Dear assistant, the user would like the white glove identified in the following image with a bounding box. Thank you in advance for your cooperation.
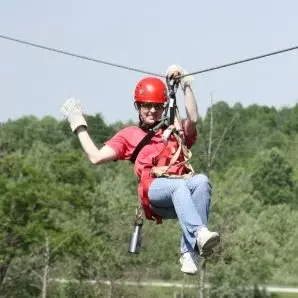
[61,98,87,132]
[166,64,194,91]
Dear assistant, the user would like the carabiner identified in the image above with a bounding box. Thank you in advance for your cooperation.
[135,206,144,224]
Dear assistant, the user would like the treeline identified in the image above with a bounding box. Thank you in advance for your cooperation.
[0,102,297,297]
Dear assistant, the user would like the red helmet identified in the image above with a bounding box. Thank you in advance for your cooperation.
[134,77,167,103]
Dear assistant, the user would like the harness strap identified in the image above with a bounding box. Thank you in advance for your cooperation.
[130,119,166,164]
[130,121,166,224]
[130,129,155,163]
[139,169,163,224]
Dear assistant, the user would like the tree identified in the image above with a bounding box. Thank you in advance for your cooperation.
[251,148,295,205]
[0,142,107,296]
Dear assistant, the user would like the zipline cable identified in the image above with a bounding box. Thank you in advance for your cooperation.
[0,34,165,78]
[0,34,297,78]
[181,46,298,78]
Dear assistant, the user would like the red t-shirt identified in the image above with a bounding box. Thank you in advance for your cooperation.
[105,122,197,179]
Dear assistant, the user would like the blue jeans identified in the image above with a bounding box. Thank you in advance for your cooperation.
[148,174,211,254]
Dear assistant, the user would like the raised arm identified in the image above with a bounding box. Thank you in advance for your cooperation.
[76,126,117,164]
[61,98,117,165]
[166,65,198,135]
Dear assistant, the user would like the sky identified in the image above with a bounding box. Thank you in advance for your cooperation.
[0,0,297,125]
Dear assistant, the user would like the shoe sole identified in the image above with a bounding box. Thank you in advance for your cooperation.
[200,234,220,256]
[200,248,213,258]
[181,269,198,275]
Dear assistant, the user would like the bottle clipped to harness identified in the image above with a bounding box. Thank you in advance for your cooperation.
[128,207,144,254]
[128,219,143,254]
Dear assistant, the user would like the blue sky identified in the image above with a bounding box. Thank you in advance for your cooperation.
[0,0,297,124]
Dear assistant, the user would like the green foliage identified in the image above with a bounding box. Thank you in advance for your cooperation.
[251,148,295,205]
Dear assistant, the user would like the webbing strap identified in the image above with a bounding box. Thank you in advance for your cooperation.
[130,119,167,164]
[130,129,155,164]
[151,130,194,178]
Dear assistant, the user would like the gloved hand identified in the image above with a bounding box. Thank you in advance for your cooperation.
[61,98,88,132]
[166,64,194,91]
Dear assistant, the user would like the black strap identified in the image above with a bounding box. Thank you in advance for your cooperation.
[130,129,155,163]
[166,76,179,125]
[130,119,167,164]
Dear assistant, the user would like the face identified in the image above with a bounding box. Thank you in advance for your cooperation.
[138,102,164,125]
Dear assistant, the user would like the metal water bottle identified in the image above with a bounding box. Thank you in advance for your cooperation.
[128,219,143,254]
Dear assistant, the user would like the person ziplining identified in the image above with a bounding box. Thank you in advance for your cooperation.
[61,65,220,275]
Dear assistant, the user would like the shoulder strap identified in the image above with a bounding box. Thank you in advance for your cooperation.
[130,119,167,164]
[130,129,155,163]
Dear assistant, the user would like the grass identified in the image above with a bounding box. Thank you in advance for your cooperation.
[276,294,298,298]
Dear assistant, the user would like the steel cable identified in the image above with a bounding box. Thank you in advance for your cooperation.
[180,46,298,78]
[0,34,165,77]
[0,34,297,78]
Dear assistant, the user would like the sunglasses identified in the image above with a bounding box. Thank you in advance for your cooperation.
[140,103,164,110]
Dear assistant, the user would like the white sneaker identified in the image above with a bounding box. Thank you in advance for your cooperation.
[179,252,198,275]
[196,227,220,257]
